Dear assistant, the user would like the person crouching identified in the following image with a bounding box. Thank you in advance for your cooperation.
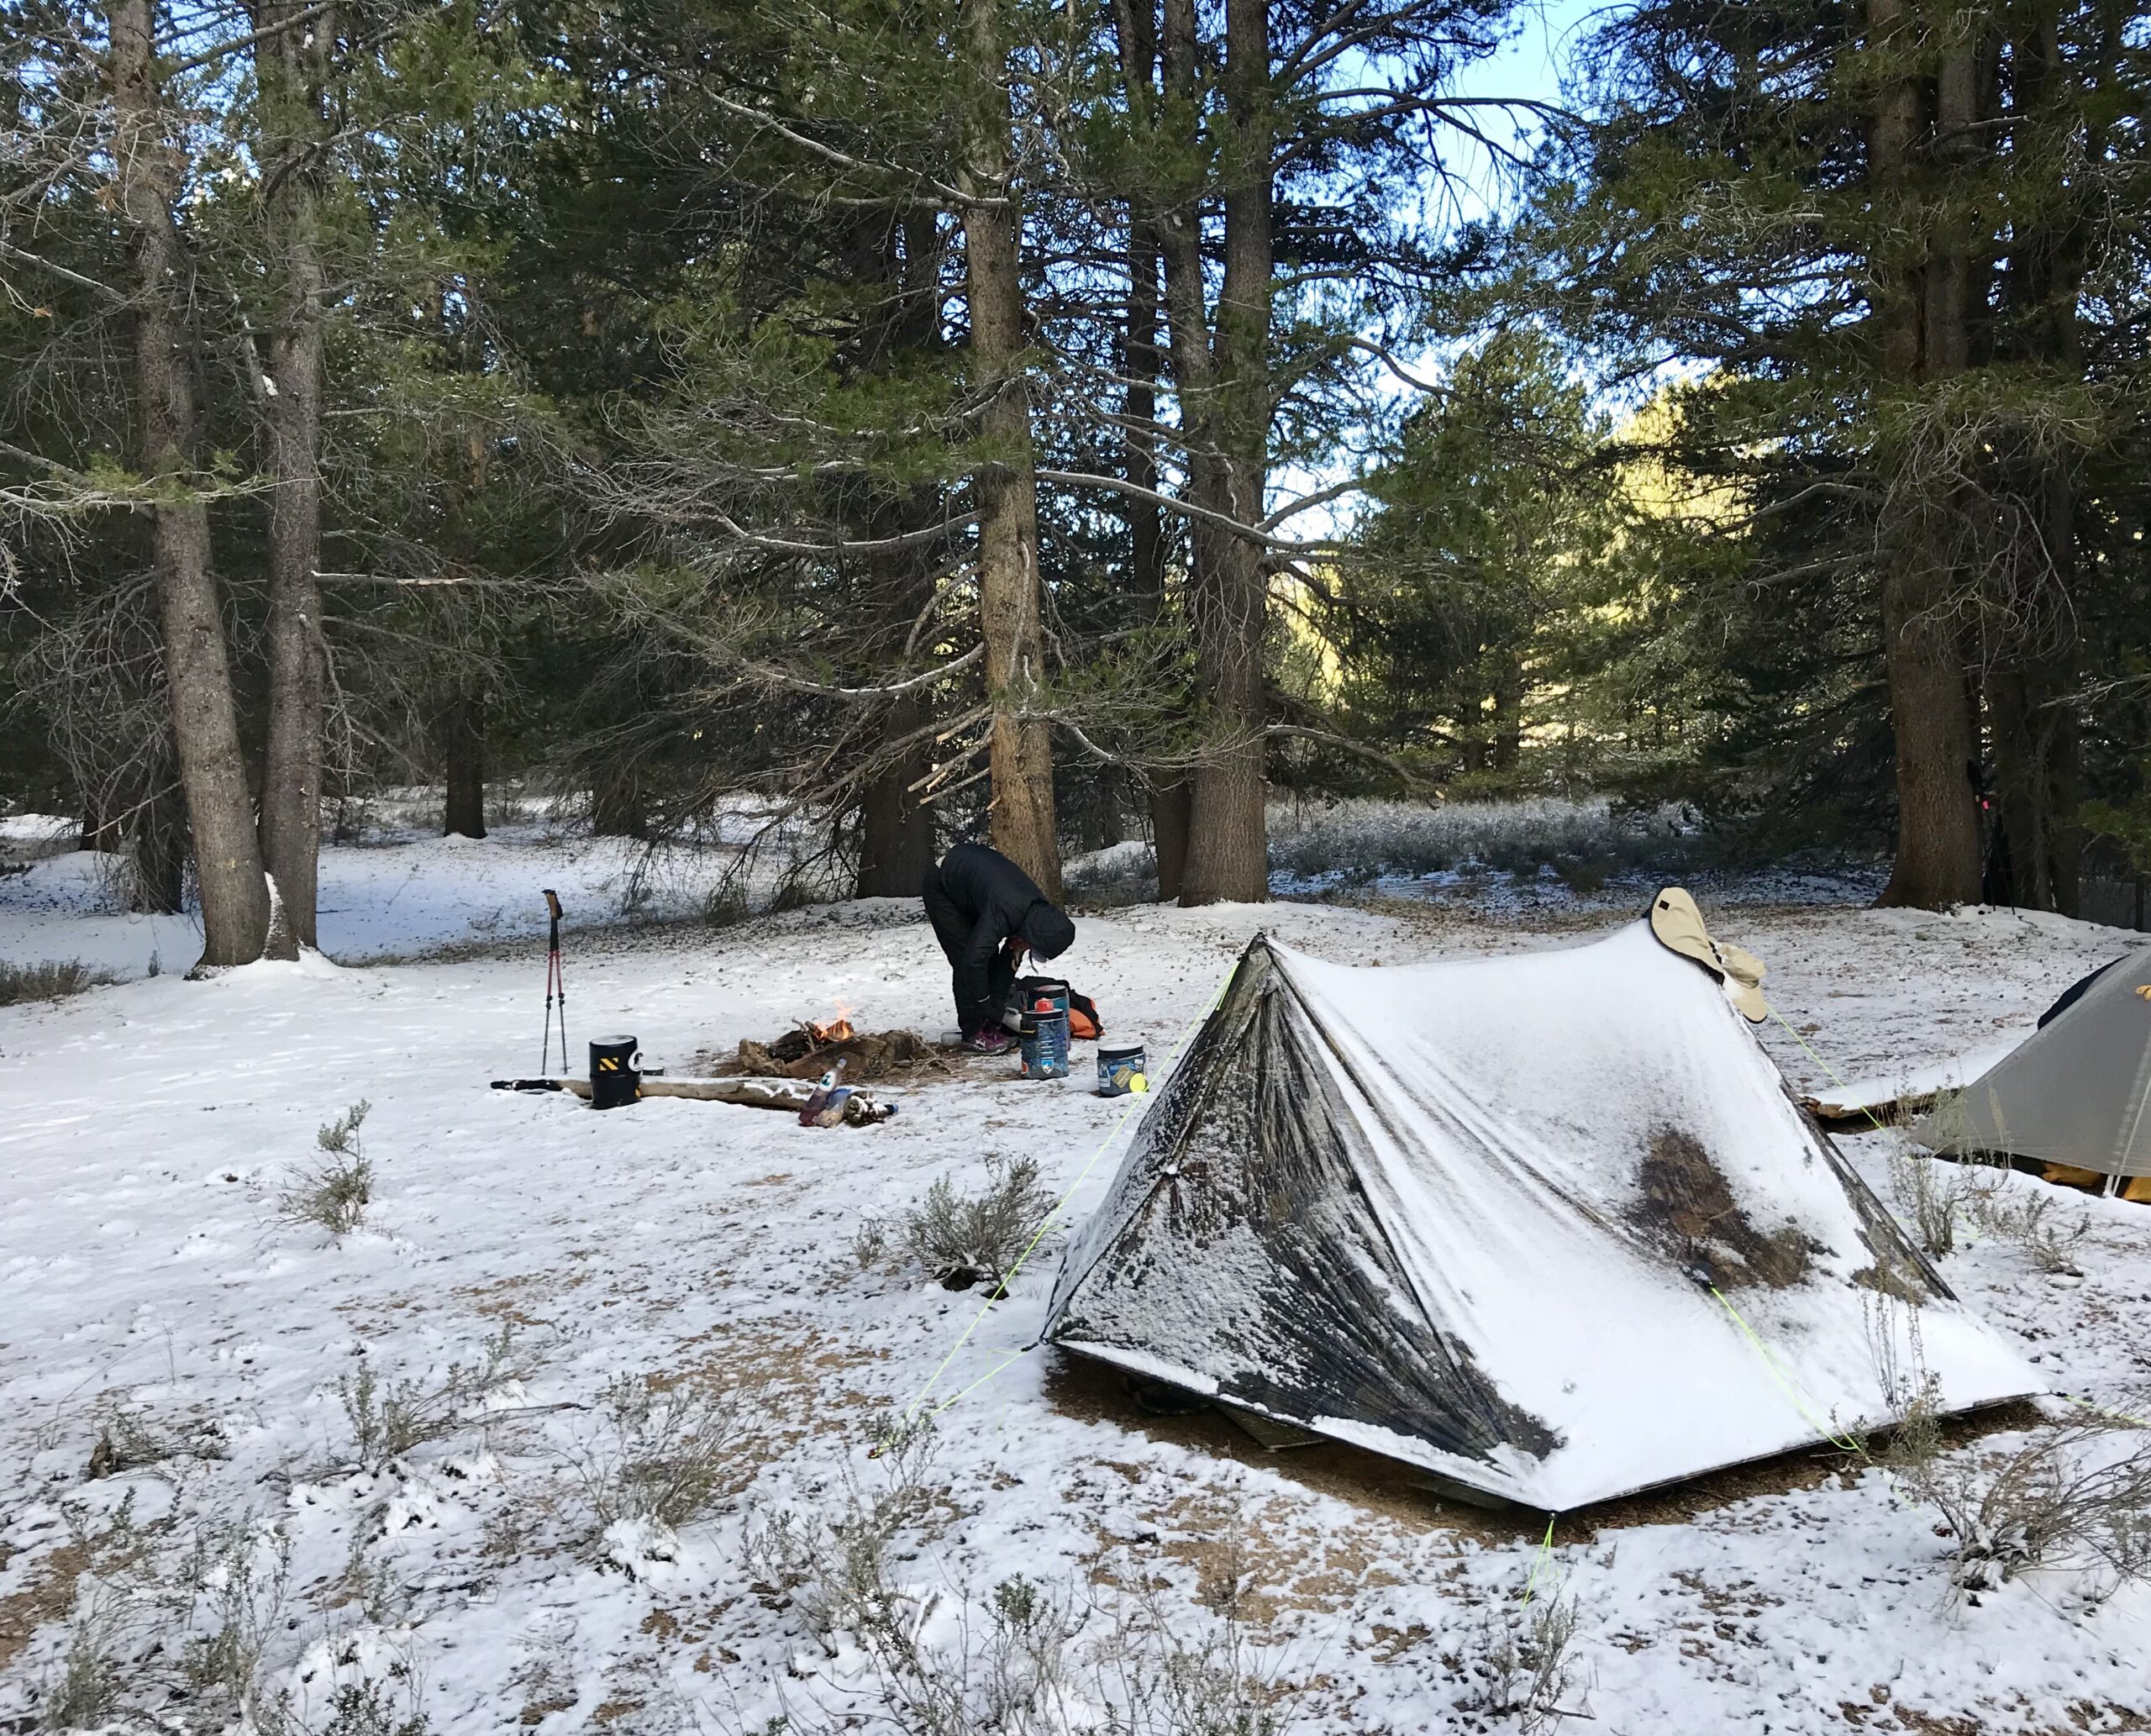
[920,843,1076,1054]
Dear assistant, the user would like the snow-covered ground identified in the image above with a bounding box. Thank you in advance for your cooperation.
[2,823,2148,1733]
[0,803,798,979]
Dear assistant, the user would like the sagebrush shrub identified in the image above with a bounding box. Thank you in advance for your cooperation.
[901,1156,1058,1290]
[281,1102,374,1237]
[1456,1581,1587,1735]
[1885,1400,2151,1592]
[570,1372,740,1531]
[41,1604,123,1732]
[338,1325,530,1471]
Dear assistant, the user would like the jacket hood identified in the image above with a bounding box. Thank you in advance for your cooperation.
[1023,903,1076,961]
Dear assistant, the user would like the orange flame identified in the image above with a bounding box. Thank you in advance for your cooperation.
[809,1002,856,1045]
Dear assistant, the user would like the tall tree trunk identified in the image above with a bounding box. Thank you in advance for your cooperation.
[442,697,486,839]
[133,771,187,917]
[590,767,649,839]
[855,517,939,887]
[1176,0,1272,905]
[1127,229,1189,889]
[1985,659,2080,910]
[89,747,187,914]
[80,796,120,855]
[1107,0,1191,899]
[1870,0,1984,909]
[856,703,937,895]
[855,529,940,898]
[110,0,273,968]
[1491,655,1524,773]
[1152,186,1237,902]
[254,0,333,950]
[959,0,1060,899]
[1981,0,2096,917]
[1877,564,1983,907]
[853,218,946,899]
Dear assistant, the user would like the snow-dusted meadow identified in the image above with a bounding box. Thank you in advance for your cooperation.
[2,804,2148,1733]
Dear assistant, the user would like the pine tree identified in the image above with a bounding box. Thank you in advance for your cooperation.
[1518,0,2151,907]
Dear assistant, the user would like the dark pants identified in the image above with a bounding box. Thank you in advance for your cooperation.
[922,870,1014,1034]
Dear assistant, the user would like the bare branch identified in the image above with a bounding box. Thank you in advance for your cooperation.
[741,640,983,699]
[166,1,334,74]
[1266,723,1435,791]
[700,90,1000,211]
[1035,469,1341,554]
[0,240,126,306]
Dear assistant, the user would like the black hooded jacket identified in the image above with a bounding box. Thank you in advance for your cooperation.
[922,844,1076,1031]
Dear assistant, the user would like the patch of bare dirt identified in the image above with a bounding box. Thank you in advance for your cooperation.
[652,1318,885,1479]
[0,1541,87,1674]
[1629,1127,1816,1289]
[1076,1478,1418,1628]
[455,1268,592,1328]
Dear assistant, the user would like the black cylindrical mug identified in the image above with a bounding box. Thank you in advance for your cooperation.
[589,1034,640,1109]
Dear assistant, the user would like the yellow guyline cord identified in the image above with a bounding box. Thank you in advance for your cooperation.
[1519,1516,1558,1607]
[871,962,1235,1455]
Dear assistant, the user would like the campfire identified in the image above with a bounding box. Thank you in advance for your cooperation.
[722,1006,940,1082]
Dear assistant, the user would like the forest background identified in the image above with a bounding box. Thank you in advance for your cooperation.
[3,0,2148,971]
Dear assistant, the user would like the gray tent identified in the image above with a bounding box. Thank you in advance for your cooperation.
[1911,950,2151,1189]
[1044,911,2038,1510]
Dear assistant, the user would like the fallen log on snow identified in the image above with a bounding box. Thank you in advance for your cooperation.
[1795,1036,2027,1133]
[490,1076,897,1124]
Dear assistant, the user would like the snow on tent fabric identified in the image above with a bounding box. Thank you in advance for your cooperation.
[1910,950,2151,1197]
[1043,902,2039,1511]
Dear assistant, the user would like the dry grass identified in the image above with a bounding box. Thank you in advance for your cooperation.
[0,959,108,1007]
[745,1418,1295,1736]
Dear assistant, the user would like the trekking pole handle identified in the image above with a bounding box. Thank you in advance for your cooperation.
[543,888,564,922]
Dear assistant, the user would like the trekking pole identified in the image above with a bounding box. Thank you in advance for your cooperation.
[540,889,568,1075]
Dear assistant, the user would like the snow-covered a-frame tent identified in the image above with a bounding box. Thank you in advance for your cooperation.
[1910,949,2151,1202]
[1044,901,2038,1511]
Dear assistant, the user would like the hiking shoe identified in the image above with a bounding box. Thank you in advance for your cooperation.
[965,1027,1016,1055]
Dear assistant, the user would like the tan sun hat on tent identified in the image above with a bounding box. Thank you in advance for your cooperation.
[1649,886,1770,1022]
